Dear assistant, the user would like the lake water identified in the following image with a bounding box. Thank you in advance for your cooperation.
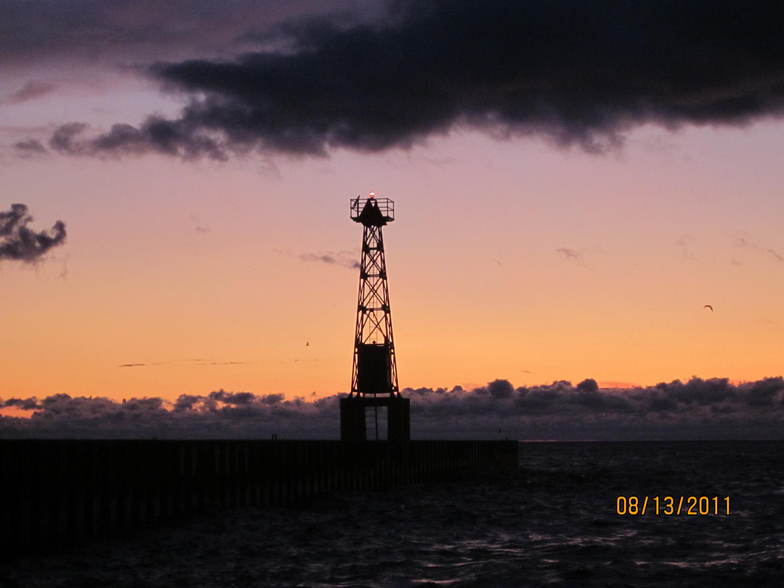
[2,441,783,586]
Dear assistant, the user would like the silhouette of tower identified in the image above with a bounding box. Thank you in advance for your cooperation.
[340,193,410,441]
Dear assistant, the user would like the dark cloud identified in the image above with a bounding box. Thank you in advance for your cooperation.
[487,379,514,399]
[3,377,784,440]
[0,0,376,68]
[173,394,201,412]
[13,139,48,158]
[40,0,784,160]
[48,123,92,155]
[0,203,67,263]
[1,81,56,104]
[1,397,42,410]
[209,390,255,405]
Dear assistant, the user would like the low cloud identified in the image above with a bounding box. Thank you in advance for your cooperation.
[3,377,784,440]
[1,397,42,410]
[0,203,67,263]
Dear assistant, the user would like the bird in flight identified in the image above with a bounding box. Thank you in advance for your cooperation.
[704,304,714,312]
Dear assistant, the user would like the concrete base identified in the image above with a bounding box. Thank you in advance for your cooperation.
[340,396,410,441]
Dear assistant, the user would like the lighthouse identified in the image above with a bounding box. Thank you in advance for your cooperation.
[340,193,410,441]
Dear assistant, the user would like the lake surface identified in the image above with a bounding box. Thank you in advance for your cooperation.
[3,441,783,586]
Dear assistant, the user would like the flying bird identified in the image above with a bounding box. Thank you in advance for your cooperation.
[704,304,714,312]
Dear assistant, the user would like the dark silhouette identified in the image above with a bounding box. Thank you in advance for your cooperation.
[0,439,518,557]
[342,194,409,441]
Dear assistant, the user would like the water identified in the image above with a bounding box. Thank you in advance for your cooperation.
[2,441,783,587]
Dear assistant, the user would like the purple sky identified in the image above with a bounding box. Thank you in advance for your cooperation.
[2,1,784,439]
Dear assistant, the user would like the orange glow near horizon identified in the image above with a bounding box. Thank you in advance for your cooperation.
[2,126,784,405]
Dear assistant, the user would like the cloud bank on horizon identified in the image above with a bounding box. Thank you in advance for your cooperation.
[3,377,784,440]
[21,0,784,160]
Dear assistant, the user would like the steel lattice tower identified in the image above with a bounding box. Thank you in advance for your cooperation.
[351,195,398,397]
[340,193,409,441]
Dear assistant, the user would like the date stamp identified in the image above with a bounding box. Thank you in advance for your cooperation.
[616,496,731,516]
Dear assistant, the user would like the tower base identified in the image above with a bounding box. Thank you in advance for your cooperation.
[340,396,410,441]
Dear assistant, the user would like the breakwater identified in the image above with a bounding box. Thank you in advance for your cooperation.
[0,439,518,556]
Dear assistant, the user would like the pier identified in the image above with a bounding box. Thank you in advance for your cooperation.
[0,439,518,556]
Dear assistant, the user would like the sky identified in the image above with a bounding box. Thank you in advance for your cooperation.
[2,1,784,438]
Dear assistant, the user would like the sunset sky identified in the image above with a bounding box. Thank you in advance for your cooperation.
[2,0,783,412]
